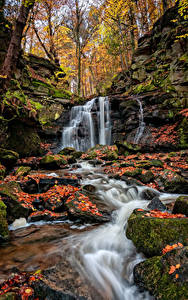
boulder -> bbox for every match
[126,209,188,257]
[157,170,188,193]
[65,191,109,223]
[0,199,9,241]
[0,182,30,224]
[173,196,188,217]
[40,154,68,169]
[134,246,188,299]
[0,148,19,168]
[147,196,167,211]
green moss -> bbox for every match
[138,171,154,183]
[124,168,142,177]
[134,247,188,299]
[15,166,31,177]
[0,163,6,179]
[132,80,156,94]
[8,122,41,157]
[126,209,188,257]
[173,196,188,217]
[40,154,67,169]
[0,200,9,240]
[50,87,72,99]
[178,118,188,149]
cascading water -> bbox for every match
[134,98,145,144]
[61,96,111,151]
[67,163,158,300]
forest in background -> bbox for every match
[3,0,187,97]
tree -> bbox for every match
[1,0,35,89]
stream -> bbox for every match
[0,161,178,299]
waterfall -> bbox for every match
[61,96,111,151]
[134,98,145,144]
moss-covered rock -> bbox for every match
[173,196,188,217]
[126,209,188,257]
[58,148,83,159]
[123,168,142,178]
[40,154,68,169]
[134,246,188,300]
[0,148,19,168]
[116,141,141,154]
[138,170,154,183]
[0,182,30,224]
[0,199,9,241]
[15,166,31,178]
[8,122,41,157]
[158,170,188,193]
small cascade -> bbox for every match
[61,96,111,151]
[134,98,145,144]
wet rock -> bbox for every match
[0,148,19,168]
[126,209,188,257]
[134,246,188,299]
[33,280,88,300]
[66,191,110,224]
[0,182,30,224]
[173,196,188,217]
[28,211,68,223]
[82,184,96,193]
[38,177,79,193]
[0,200,9,242]
[140,189,159,200]
[147,196,167,211]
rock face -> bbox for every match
[109,4,188,152]
[134,246,188,300]
[126,209,188,257]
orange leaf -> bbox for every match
[169,265,176,274]
[176,264,180,269]
[175,274,179,279]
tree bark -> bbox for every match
[162,0,168,13]
[1,0,35,89]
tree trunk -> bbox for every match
[162,0,168,12]
[1,0,35,89]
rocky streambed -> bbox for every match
[0,145,187,299]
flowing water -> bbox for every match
[66,162,158,299]
[134,98,145,144]
[61,96,111,151]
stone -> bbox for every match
[134,246,188,300]
[0,200,9,241]
[158,170,188,193]
[126,209,188,257]
[40,154,68,169]
[147,196,167,211]
[0,148,19,168]
[173,196,188,217]
[0,182,30,224]
[138,171,154,183]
